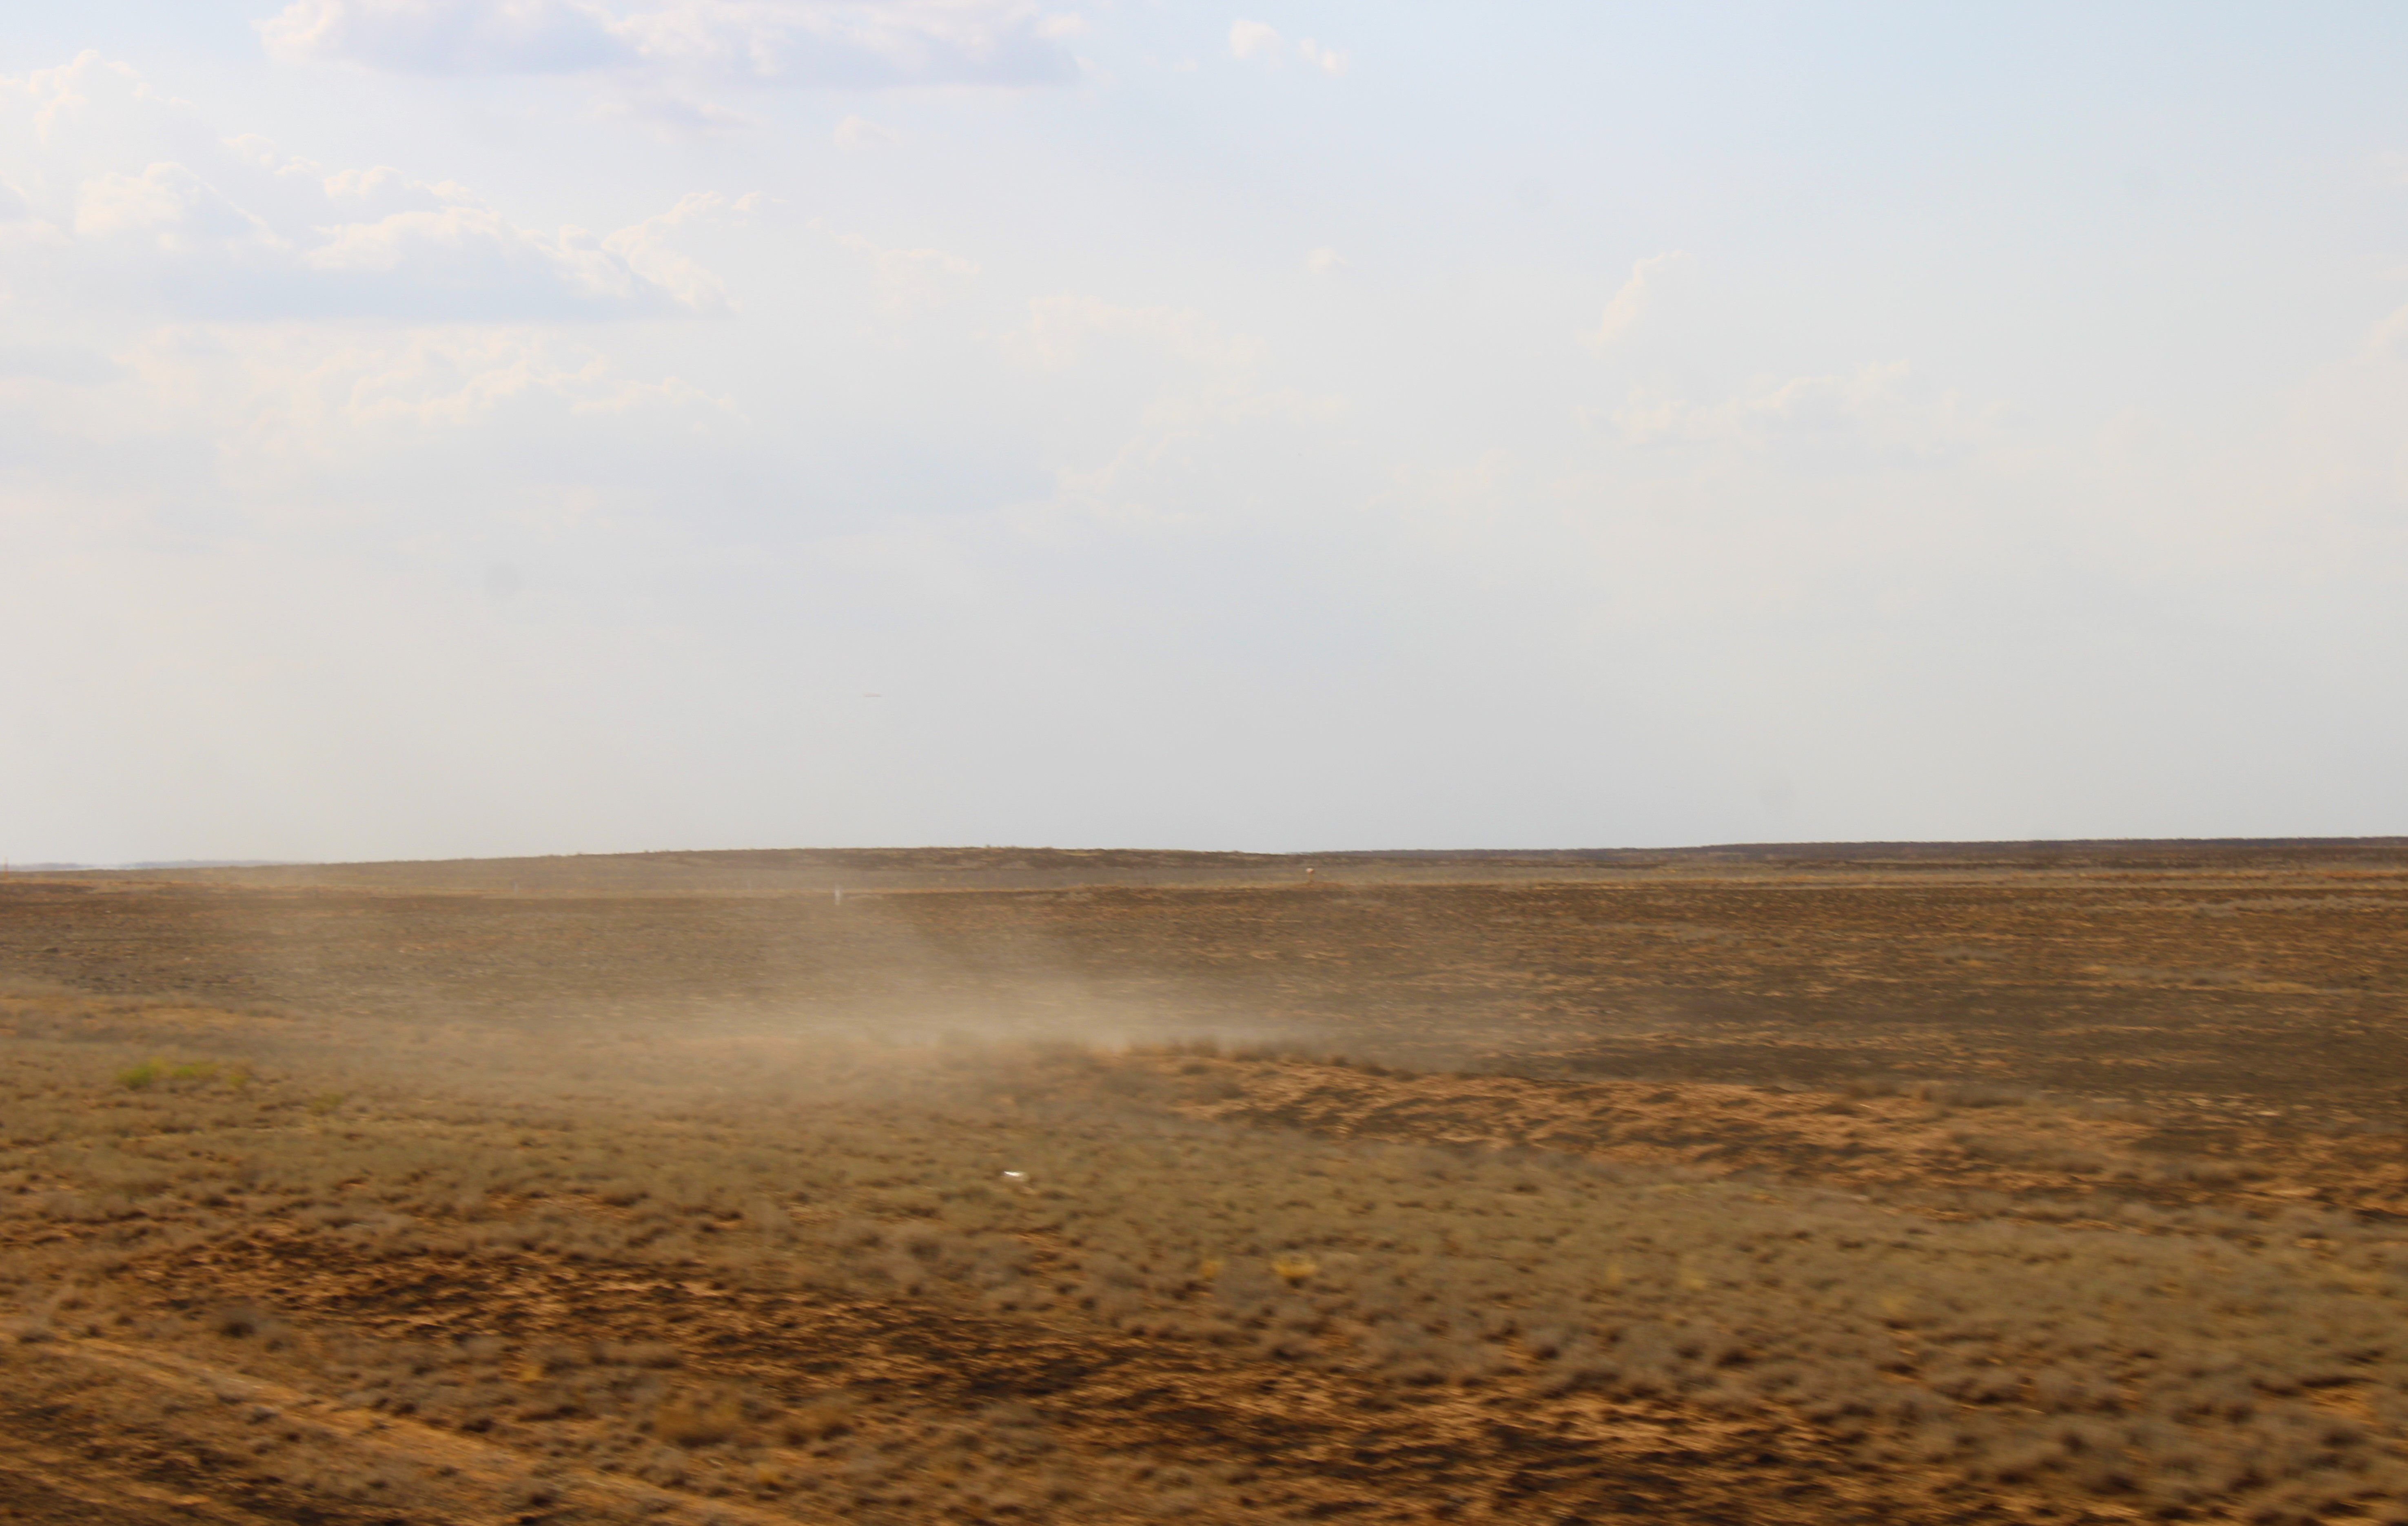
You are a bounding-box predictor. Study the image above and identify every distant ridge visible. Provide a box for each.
[1326,837,2408,862]
[29,837,2405,895]
[6,859,290,872]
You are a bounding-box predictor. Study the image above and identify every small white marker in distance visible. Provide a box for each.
[1001,1171,1027,1182]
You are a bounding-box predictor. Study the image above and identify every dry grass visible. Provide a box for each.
[3,855,2407,1523]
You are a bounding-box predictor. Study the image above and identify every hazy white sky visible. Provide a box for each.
[4,2,2406,863]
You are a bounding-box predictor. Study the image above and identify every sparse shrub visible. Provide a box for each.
[116,1058,232,1092]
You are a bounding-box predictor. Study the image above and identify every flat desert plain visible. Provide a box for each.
[3,842,2407,1525]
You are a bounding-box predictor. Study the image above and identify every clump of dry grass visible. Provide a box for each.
[115,1057,244,1091]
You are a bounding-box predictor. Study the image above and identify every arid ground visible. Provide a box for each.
[4,842,2407,1524]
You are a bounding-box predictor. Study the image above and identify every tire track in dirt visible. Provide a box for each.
[0,1429,266,1526]
[12,1332,831,1525]
[105,1231,2072,1526]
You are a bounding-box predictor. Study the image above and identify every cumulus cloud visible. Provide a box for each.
[1295,38,1346,75]
[1589,249,1687,348]
[1305,246,1344,275]
[260,0,1084,88]
[1228,19,1280,60]
[0,54,732,320]
[75,163,291,258]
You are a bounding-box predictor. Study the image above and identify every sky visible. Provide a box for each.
[3,2,2406,863]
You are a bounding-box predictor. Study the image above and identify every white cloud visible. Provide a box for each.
[32,323,721,452]
[3,51,175,142]
[1228,20,1344,74]
[1305,246,1344,275]
[2258,300,2408,512]
[1228,19,1279,61]
[75,163,291,258]
[258,0,624,74]
[0,55,731,320]
[261,0,1085,88]
[1589,248,1687,348]
[594,190,738,311]
[832,113,902,148]
[605,89,759,131]
[1296,37,1346,75]
[2370,300,2408,357]
[835,230,978,313]
[1003,295,1262,372]
[1026,384,1348,533]
[1604,361,1993,461]
[218,327,730,451]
